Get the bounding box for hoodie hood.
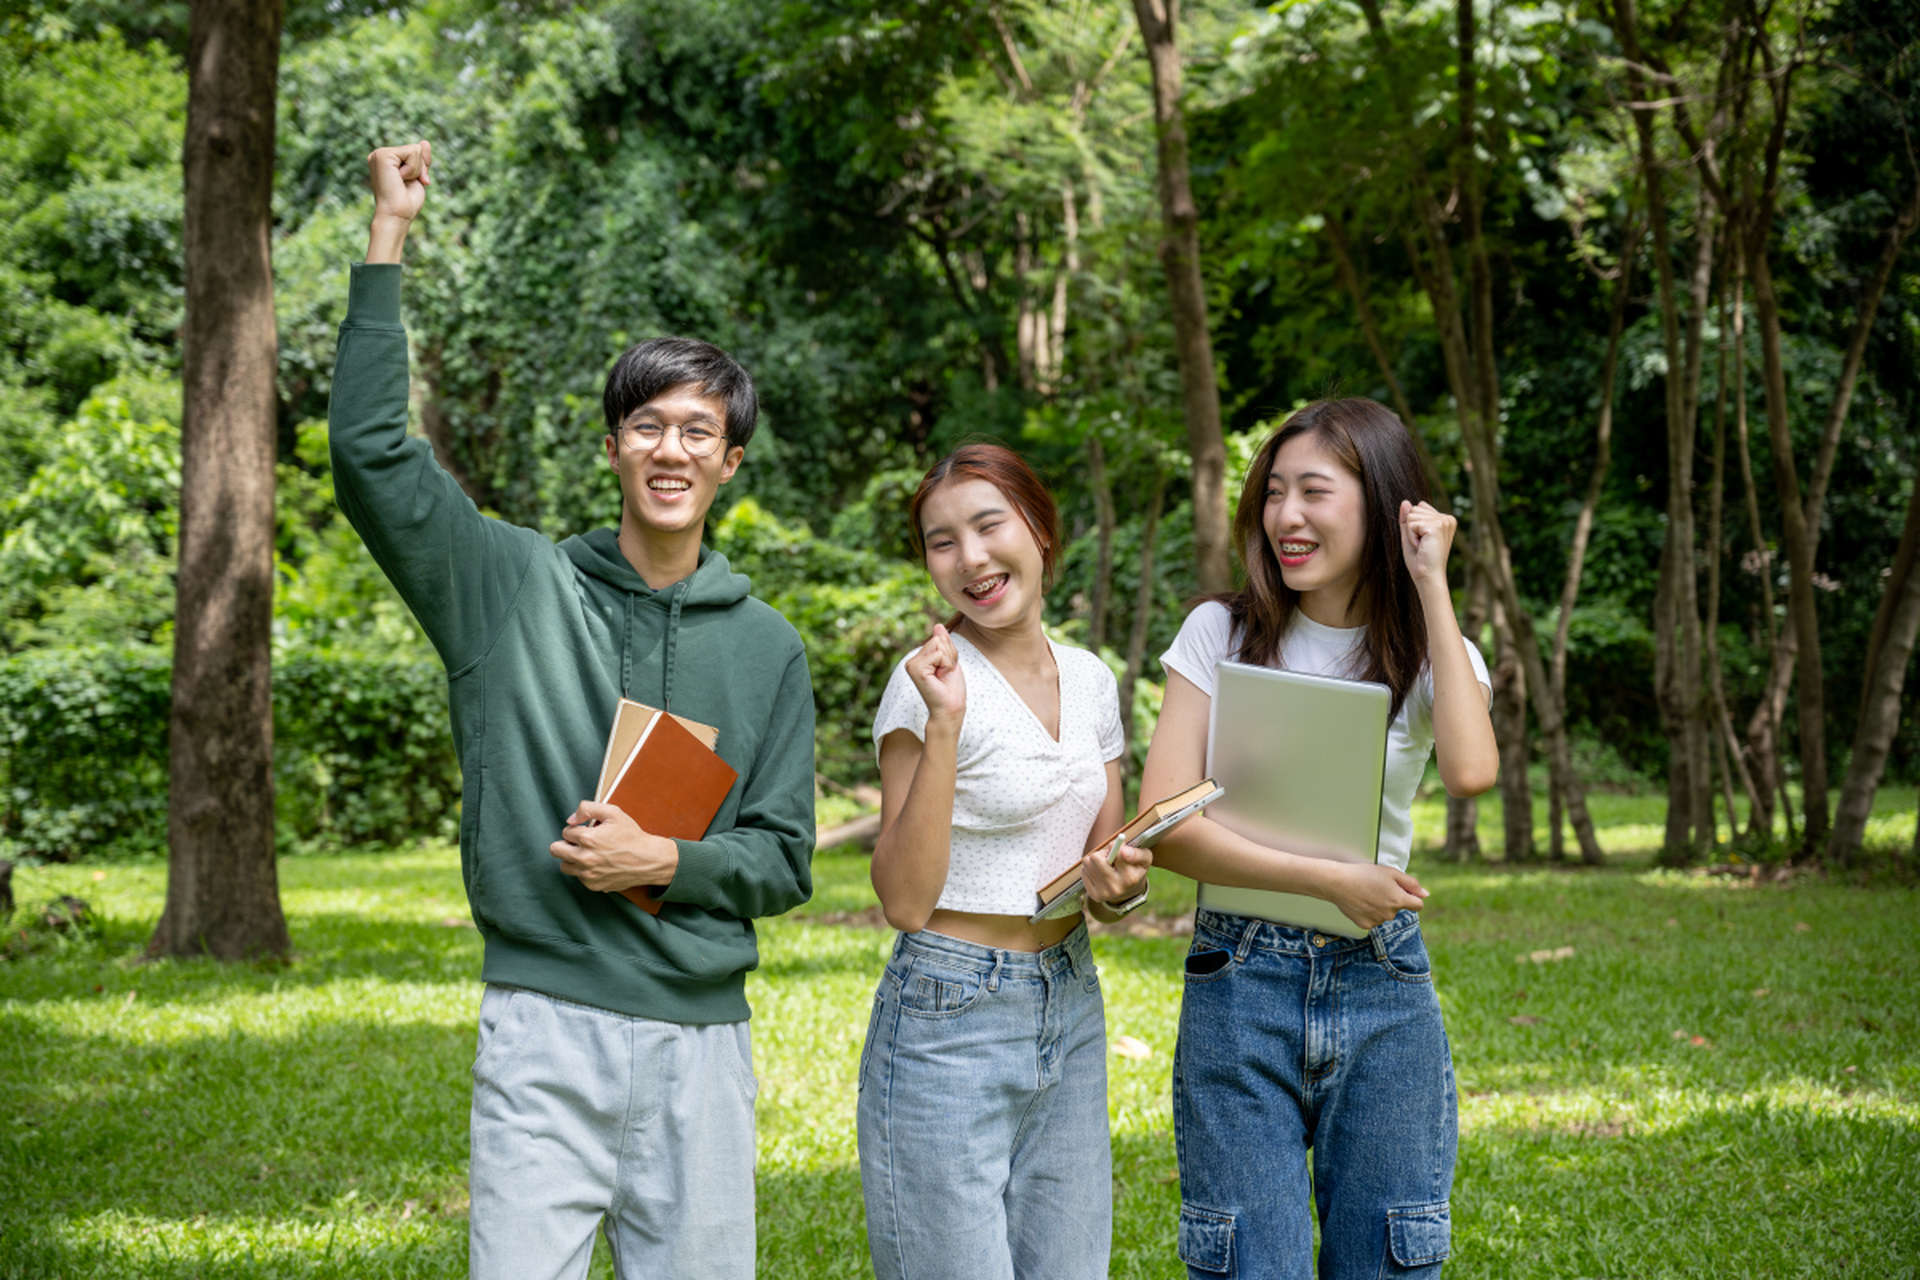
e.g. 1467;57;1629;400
560;529;753;711
561;528;752;607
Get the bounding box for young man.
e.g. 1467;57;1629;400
329;140;815;1279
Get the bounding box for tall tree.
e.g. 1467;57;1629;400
1131;0;1230;594
150;0;289;959
1831;466;1920;862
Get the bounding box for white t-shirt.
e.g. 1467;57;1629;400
1159;601;1490;872
872;634;1124;916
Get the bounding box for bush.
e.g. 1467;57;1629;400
0;645;458;860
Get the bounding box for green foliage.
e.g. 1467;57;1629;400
0;643;170;859
0;392;179;651
0;644;457;860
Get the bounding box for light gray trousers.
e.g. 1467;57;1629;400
468;984;758;1280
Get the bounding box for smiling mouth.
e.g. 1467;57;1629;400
962;573;1009;602
648;477;693;494
1277;540;1318;565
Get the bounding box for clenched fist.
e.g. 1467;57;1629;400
365;140;433;264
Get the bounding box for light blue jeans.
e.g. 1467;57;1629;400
857;926;1112;1280
1174;908;1456;1279
467;984;758;1280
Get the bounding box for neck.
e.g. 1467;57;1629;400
1296;581;1366;629
618;511;703;591
955;611;1051;672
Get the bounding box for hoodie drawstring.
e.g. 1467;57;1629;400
663;582;686;713
620;592;635;700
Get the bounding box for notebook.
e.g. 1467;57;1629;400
1199;661;1391;938
1028;779;1224;922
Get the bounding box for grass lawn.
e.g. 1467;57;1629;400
3;790;1916;1278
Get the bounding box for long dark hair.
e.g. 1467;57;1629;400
1214;398;1431;720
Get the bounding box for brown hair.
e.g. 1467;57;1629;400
909;442;1062;588
1213;398;1432;720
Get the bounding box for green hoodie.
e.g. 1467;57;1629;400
327;263;815;1024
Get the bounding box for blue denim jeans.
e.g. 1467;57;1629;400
857;925;1112;1280
1173;908;1455;1280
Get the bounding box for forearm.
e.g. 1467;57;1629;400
871;726;960;932
1420;579;1499;796
1150;816;1347;900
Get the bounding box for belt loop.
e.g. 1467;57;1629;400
987;950;1005;992
1235;916;1261;962
1370;926;1389;963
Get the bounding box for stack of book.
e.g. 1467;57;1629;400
592;698;737;914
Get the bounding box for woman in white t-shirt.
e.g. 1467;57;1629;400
1141;398;1498;1280
857;443;1152;1280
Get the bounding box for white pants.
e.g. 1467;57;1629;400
468;984;758;1280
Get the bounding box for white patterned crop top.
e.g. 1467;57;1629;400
871;634;1125;917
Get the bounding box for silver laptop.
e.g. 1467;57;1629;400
1200;660;1392;938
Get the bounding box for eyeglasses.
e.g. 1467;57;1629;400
615;418;727;458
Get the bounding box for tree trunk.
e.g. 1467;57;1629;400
1746;241;1828;852
1745;618;1797;844
1705;274;1759;836
1119;470;1168;781
1447;562;1489;863
1730;252;1788;840
1611;0;1719;861
1548;216;1640;863
152;0;289;961
1130;0;1230;594
1443;0;1601;866
1491;606;1535;861
1086;433;1116;652
1829;467;1920;863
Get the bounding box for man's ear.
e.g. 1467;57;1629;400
718;444;745;484
605;434;618;470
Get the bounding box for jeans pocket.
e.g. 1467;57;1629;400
1184;944;1236;983
1375;927;1434;984
896;960;987;1018
1385;1200;1451;1272
1177;1203;1236;1275
857;994;885;1091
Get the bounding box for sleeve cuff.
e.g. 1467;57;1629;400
346;262;403;325
662;837;727;904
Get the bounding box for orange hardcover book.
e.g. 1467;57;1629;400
596;701;737;915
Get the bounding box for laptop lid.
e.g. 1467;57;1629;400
1200;660;1391;938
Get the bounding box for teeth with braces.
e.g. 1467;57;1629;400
964;573;1008;599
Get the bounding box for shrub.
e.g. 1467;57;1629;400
0;645;458;860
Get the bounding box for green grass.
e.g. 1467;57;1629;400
3;792;1917;1278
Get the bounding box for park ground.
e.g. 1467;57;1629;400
2;788;1917;1279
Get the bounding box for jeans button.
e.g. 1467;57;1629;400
1311;934;1327;948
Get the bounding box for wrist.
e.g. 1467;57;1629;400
365;214;413;264
924;712;963;741
1415;575;1456;618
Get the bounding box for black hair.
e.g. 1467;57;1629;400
601;336;758;449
